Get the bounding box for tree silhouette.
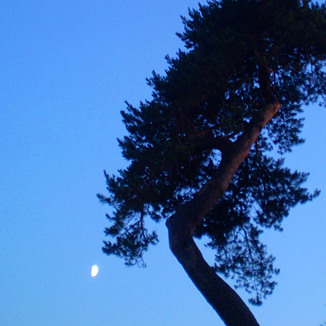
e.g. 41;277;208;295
98;1;326;325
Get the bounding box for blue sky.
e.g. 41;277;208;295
1;1;326;325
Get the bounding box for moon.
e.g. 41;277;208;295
91;265;99;277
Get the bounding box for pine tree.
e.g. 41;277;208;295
98;1;326;325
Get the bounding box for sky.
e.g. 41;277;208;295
1;1;326;326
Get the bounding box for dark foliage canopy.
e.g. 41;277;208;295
98;0;326;304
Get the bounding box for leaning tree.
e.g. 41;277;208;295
98;1;326;325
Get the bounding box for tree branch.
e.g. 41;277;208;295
166;101;281;326
255;51;275;103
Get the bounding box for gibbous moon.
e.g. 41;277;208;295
91;265;99;277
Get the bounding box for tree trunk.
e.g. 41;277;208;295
166;101;281;326
167;219;260;326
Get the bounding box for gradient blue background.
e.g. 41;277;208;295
1;1;326;325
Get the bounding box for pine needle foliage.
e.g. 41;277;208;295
98;0;326;304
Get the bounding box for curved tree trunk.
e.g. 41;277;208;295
166;101;281;326
167;220;260;326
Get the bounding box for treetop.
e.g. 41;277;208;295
98;0;326;304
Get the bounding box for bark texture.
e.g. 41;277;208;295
166;101;281;326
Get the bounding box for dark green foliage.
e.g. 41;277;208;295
195;150;319;304
98;0;326;304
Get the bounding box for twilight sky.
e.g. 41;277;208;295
1;1;326;325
